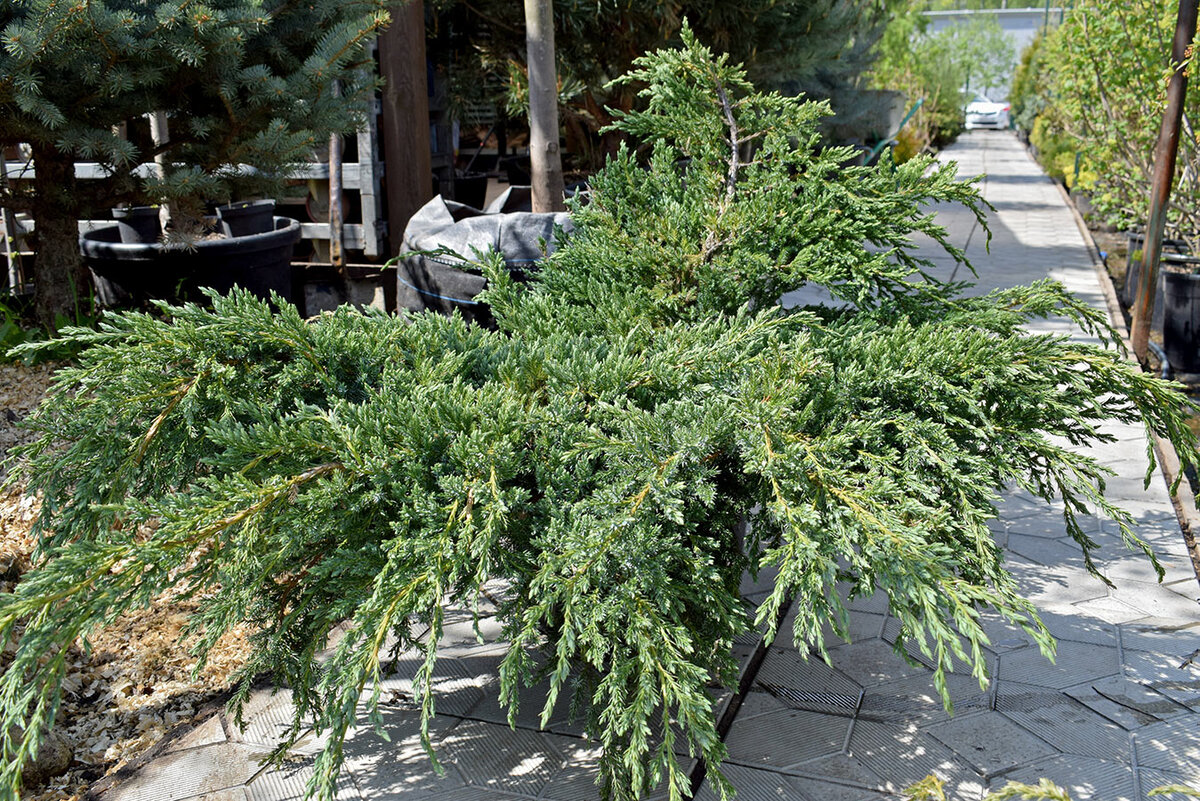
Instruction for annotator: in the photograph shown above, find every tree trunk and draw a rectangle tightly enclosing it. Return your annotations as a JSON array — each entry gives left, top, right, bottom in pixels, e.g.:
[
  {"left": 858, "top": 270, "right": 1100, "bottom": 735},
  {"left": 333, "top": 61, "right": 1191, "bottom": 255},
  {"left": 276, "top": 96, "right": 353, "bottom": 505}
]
[
  {"left": 524, "top": 0, "right": 565, "bottom": 213},
  {"left": 1131, "top": 0, "right": 1199, "bottom": 366},
  {"left": 30, "top": 142, "right": 90, "bottom": 332}
]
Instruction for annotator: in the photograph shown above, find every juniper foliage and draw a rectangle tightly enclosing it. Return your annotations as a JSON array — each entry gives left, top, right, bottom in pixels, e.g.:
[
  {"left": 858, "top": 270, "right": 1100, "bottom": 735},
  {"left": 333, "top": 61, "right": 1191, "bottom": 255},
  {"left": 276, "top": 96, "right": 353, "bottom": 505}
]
[{"left": 2, "top": 29, "right": 1197, "bottom": 801}]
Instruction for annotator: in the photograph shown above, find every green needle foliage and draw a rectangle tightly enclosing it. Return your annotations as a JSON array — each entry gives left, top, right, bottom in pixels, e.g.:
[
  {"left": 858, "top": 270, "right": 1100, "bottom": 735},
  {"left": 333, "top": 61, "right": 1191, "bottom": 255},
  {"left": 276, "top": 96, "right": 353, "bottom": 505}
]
[
  {"left": 2, "top": 27, "right": 1197, "bottom": 801},
  {"left": 1, "top": 0, "right": 390, "bottom": 327}
]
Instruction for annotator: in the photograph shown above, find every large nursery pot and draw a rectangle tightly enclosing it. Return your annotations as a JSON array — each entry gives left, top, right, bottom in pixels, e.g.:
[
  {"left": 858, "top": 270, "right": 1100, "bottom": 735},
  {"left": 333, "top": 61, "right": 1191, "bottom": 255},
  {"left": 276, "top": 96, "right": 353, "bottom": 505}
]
[
  {"left": 81, "top": 216, "right": 302, "bottom": 307},
  {"left": 1162, "top": 260, "right": 1200, "bottom": 375},
  {"left": 215, "top": 199, "right": 276, "bottom": 238},
  {"left": 1122, "top": 231, "right": 1190, "bottom": 306},
  {"left": 396, "top": 186, "right": 572, "bottom": 328}
]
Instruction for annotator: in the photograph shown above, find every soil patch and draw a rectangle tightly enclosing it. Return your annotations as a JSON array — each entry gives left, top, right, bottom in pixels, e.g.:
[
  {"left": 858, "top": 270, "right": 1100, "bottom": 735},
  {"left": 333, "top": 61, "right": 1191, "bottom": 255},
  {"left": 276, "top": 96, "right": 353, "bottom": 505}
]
[{"left": 0, "top": 363, "right": 252, "bottom": 801}]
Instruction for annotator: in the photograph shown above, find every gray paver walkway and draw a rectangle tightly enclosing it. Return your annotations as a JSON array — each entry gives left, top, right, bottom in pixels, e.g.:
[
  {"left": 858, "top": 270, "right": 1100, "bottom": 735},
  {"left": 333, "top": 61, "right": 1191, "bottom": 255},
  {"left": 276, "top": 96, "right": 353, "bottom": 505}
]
[{"left": 96, "top": 131, "right": 1200, "bottom": 801}]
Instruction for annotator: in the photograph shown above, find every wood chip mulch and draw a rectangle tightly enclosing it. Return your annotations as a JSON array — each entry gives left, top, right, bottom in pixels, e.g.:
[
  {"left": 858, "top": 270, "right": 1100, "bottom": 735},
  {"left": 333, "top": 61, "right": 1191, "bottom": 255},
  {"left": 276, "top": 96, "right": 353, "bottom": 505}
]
[{"left": 0, "top": 362, "right": 252, "bottom": 801}]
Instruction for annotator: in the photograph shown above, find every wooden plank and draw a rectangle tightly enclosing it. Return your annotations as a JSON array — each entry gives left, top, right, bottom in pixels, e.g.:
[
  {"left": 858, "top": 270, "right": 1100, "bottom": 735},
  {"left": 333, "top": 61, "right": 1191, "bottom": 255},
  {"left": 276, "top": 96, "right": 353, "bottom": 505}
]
[
  {"left": 377, "top": 0, "right": 432, "bottom": 257},
  {"left": 6, "top": 161, "right": 376, "bottom": 189}
]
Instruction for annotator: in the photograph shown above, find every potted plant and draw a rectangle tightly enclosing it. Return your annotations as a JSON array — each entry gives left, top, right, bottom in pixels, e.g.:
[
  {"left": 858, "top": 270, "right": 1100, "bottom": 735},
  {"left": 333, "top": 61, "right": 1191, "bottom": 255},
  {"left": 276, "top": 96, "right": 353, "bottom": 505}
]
[
  {"left": 215, "top": 200, "right": 278, "bottom": 239},
  {"left": 109, "top": 206, "right": 162, "bottom": 245},
  {"left": 80, "top": 198, "right": 304, "bottom": 306},
  {"left": 1161, "top": 258, "right": 1200, "bottom": 375},
  {"left": 81, "top": 213, "right": 303, "bottom": 307},
  {"left": 2, "top": 30, "right": 1197, "bottom": 801},
  {"left": 0, "top": 0, "right": 392, "bottom": 325}
]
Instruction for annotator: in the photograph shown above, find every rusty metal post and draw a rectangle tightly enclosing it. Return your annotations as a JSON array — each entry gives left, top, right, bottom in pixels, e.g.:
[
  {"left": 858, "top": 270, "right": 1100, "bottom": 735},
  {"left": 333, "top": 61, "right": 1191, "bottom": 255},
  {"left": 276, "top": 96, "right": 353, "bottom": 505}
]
[
  {"left": 329, "top": 131, "right": 345, "bottom": 269},
  {"left": 328, "top": 79, "right": 345, "bottom": 269},
  {"left": 1131, "top": 0, "right": 1199, "bottom": 367}
]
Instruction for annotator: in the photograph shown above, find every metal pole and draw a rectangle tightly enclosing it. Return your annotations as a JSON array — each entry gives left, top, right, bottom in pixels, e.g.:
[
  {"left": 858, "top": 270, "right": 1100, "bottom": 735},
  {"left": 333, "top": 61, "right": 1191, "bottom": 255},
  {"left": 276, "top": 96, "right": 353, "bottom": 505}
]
[{"left": 1131, "top": 0, "right": 1199, "bottom": 367}]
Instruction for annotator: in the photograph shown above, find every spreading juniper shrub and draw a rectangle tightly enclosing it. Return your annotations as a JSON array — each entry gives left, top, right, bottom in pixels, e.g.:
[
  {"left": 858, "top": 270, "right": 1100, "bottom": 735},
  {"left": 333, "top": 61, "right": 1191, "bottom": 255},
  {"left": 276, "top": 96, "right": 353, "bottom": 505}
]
[{"left": 2, "top": 28, "right": 1195, "bottom": 801}]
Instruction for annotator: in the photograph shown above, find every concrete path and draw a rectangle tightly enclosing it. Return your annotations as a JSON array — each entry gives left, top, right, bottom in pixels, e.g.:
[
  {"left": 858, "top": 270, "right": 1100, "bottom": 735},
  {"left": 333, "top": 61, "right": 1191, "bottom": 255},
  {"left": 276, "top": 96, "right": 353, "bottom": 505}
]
[{"left": 98, "top": 131, "right": 1200, "bottom": 801}]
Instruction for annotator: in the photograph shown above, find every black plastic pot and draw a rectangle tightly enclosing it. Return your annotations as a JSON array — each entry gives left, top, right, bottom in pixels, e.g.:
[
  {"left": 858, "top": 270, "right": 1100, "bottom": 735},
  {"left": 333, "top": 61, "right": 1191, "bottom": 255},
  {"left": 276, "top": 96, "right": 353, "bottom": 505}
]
[
  {"left": 111, "top": 206, "right": 162, "bottom": 244},
  {"left": 1163, "top": 263, "right": 1200, "bottom": 374},
  {"left": 215, "top": 200, "right": 277, "bottom": 238},
  {"left": 81, "top": 216, "right": 301, "bottom": 306},
  {"left": 501, "top": 155, "right": 531, "bottom": 186},
  {"left": 453, "top": 173, "right": 489, "bottom": 210},
  {"left": 1123, "top": 231, "right": 1191, "bottom": 305}
]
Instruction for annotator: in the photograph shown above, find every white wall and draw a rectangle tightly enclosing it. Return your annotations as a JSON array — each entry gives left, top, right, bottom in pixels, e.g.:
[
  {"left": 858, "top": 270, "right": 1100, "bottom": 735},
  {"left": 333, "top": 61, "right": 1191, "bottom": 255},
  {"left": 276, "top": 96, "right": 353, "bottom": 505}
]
[{"left": 922, "top": 7, "right": 1065, "bottom": 100}]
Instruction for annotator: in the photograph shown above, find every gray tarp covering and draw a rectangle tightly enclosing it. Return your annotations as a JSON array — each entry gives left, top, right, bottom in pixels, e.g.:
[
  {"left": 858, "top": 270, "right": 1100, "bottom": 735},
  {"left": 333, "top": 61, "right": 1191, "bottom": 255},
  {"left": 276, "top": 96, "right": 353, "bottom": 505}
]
[{"left": 396, "top": 186, "right": 573, "bottom": 327}]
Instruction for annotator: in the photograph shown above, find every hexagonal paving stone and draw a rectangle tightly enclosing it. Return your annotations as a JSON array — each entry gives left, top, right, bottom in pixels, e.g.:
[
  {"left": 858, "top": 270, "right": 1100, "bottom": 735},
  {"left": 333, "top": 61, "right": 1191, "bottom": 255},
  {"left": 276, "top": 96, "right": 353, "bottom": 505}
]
[
  {"left": 785, "top": 753, "right": 888, "bottom": 801},
  {"left": 1119, "top": 617, "right": 1200, "bottom": 654},
  {"left": 1109, "top": 580, "right": 1200, "bottom": 621},
  {"left": 461, "top": 667, "right": 582, "bottom": 735},
  {"left": 1063, "top": 675, "right": 1190, "bottom": 731},
  {"left": 780, "top": 610, "right": 887, "bottom": 652},
  {"left": 438, "top": 720, "right": 565, "bottom": 796},
  {"left": 735, "top": 688, "right": 792, "bottom": 721},
  {"left": 1131, "top": 519, "right": 1195, "bottom": 559},
  {"left": 103, "top": 743, "right": 269, "bottom": 801},
  {"left": 995, "top": 492, "right": 1059, "bottom": 523},
  {"left": 434, "top": 611, "right": 509, "bottom": 658},
  {"left": 927, "top": 712, "right": 1057, "bottom": 780},
  {"left": 997, "top": 639, "right": 1119, "bottom": 690},
  {"left": 879, "top": 619, "right": 952, "bottom": 672},
  {"left": 971, "top": 611, "right": 1040, "bottom": 653},
  {"left": 693, "top": 762, "right": 813, "bottom": 801},
  {"left": 859, "top": 672, "right": 991, "bottom": 726},
  {"left": 422, "top": 788, "right": 531, "bottom": 800},
  {"left": 1035, "top": 608, "right": 1119, "bottom": 647},
  {"left": 1139, "top": 767, "right": 1200, "bottom": 799},
  {"left": 723, "top": 708, "right": 851, "bottom": 769},
  {"left": 1068, "top": 596, "right": 1145, "bottom": 626},
  {"left": 1006, "top": 555, "right": 1111, "bottom": 607},
  {"left": 1121, "top": 648, "right": 1200, "bottom": 709},
  {"left": 372, "top": 654, "right": 492, "bottom": 718},
  {"left": 754, "top": 646, "right": 863, "bottom": 704},
  {"left": 245, "top": 756, "right": 361, "bottom": 801},
  {"left": 1007, "top": 534, "right": 1090, "bottom": 571},
  {"left": 847, "top": 718, "right": 985, "bottom": 798},
  {"left": 996, "top": 680, "right": 1131, "bottom": 763},
  {"left": 1133, "top": 716, "right": 1200, "bottom": 781},
  {"left": 1100, "top": 550, "right": 1196, "bottom": 586},
  {"left": 1093, "top": 475, "right": 1173, "bottom": 506},
  {"left": 827, "top": 639, "right": 939, "bottom": 688},
  {"left": 537, "top": 738, "right": 606, "bottom": 801},
  {"left": 339, "top": 710, "right": 464, "bottom": 799},
  {"left": 987, "top": 755, "right": 1136, "bottom": 801},
  {"left": 163, "top": 713, "right": 228, "bottom": 754}
]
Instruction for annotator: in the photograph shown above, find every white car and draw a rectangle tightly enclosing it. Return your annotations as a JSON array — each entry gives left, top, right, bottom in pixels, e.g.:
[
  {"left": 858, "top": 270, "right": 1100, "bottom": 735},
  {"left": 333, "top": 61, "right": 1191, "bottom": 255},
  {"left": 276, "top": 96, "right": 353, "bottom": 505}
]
[{"left": 964, "top": 94, "right": 1010, "bottom": 130}]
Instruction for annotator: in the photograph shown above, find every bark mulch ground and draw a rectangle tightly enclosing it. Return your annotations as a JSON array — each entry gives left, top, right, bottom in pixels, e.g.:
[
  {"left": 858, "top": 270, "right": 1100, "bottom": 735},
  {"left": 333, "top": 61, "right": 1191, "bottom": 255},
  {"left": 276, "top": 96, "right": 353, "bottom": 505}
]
[{"left": 0, "top": 362, "right": 251, "bottom": 801}]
